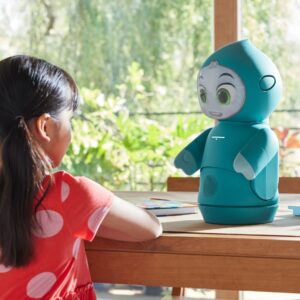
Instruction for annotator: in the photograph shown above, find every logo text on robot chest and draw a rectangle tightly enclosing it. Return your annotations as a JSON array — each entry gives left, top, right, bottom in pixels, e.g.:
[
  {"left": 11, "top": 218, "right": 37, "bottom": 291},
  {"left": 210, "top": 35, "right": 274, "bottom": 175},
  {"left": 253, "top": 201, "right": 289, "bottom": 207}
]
[{"left": 211, "top": 136, "right": 226, "bottom": 141}]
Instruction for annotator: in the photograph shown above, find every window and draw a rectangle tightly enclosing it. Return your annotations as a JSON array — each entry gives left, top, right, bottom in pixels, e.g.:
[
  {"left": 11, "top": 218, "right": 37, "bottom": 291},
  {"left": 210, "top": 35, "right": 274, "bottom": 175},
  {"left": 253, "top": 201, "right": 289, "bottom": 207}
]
[
  {"left": 242, "top": 0, "right": 300, "bottom": 176},
  {"left": 0, "top": 0, "right": 214, "bottom": 191}
]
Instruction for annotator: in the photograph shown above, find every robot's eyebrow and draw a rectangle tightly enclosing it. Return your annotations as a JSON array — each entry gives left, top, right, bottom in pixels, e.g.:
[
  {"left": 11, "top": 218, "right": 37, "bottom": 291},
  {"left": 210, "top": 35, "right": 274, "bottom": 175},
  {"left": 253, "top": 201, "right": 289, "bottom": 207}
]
[
  {"left": 216, "top": 82, "right": 235, "bottom": 89},
  {"left": 219, "top": 73, "right": 234, "bottom": 79}
]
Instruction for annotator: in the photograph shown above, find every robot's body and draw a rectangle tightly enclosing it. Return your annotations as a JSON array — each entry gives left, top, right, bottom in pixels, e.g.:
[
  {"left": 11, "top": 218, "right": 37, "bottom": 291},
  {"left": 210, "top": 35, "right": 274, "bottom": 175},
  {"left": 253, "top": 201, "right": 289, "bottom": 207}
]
[{"left": 175, "top": 40, "right": 282, "bottom": 225}]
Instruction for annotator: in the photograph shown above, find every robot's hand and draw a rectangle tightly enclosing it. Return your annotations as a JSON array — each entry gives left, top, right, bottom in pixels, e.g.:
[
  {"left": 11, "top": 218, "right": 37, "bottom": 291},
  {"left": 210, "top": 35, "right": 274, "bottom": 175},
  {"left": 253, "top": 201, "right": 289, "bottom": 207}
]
[
  {"left": 174, "top": 150, "right": 198, "bottom": 175},
  {"left": 233, "top": 153, "right": 256, "bottom": 180}
]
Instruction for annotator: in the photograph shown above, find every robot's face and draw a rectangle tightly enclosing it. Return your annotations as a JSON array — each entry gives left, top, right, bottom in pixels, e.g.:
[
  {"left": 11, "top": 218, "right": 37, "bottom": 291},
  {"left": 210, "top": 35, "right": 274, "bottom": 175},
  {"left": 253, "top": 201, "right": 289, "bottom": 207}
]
[{"left": 197, "top": 61, "right": 246, "bottom": 120}]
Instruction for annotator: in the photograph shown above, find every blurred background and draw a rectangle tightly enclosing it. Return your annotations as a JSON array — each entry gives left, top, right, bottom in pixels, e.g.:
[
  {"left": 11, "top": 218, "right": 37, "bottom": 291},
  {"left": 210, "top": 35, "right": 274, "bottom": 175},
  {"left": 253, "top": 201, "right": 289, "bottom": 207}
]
[
  {"left": 1, "top": 0, "right": 300, "bottom": 299},
  {"left": 1, "top": 0, "right": 299, "bottom": 192}
]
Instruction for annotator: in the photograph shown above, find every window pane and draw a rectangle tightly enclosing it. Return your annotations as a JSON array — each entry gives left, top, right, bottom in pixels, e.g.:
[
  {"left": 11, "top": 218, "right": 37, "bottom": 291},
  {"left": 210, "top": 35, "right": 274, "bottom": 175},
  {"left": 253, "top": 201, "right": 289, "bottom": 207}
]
[
  {"left": 242, "top": 0, "right": 300, "bottom": 176},
  {"left": 0, "top": 0, "right": 213, "bottom": 190},
  {"left": 0, "top": 1, "right": 214, "bottom": 299}
]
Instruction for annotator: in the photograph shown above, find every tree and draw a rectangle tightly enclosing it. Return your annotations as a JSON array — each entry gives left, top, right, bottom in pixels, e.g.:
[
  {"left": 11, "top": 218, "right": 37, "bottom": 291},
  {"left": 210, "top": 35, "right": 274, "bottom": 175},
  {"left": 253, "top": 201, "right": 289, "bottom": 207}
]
[{"left": 1, "top": 0, "right": 299, "bottom": 185}]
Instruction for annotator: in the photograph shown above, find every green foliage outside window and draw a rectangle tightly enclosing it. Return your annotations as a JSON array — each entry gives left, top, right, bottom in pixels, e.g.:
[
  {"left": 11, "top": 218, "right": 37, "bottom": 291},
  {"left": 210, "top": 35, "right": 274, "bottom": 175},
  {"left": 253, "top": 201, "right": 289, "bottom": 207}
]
[
  {"left": 0, "top": 0, "right": 214, "bottom": 190},
  {"left": 62, "top": 85, "right": 212, "bottom": 190},
  {"left": 1, "top": 0, "right": 300, "bottom": 190}
]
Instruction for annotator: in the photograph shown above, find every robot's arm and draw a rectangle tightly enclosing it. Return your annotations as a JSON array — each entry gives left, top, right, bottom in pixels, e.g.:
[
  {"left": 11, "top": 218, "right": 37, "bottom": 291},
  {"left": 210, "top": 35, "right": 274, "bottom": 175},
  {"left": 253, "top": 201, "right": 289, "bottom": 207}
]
[
  {"left": 174, "top": 128, "right": 212, "bottom": 175},
  {"left": 233, "top": 128, "right": 279, "bottom": 180}
]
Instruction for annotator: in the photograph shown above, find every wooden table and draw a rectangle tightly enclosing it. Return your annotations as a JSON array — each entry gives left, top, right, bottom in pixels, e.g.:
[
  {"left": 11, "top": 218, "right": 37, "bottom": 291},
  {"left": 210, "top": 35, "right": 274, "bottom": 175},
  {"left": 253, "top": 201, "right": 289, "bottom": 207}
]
[{"left": 85, "top": 192, "right": 300, "bottom": 294}]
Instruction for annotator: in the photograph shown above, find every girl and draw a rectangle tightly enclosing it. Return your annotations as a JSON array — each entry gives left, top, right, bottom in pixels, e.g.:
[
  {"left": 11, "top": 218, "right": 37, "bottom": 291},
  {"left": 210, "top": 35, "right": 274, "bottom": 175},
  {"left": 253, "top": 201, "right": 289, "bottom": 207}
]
[{"left": 0, "top": 55, "right": 162, "bottom": 299}]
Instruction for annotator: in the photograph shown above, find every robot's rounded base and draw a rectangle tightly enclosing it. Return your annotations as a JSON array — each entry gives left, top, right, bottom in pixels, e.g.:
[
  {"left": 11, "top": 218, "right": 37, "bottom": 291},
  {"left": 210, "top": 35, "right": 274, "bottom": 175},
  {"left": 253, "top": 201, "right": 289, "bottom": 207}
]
[{"left": 199, "top": 204, "right": 278, "bottom": 225}]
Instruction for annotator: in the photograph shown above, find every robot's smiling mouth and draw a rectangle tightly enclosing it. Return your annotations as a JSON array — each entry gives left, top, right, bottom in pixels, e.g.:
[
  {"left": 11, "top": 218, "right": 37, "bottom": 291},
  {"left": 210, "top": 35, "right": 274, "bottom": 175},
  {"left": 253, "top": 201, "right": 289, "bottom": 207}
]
[{"left": 209, "top": 111, "right": 223, "bottom": 117}]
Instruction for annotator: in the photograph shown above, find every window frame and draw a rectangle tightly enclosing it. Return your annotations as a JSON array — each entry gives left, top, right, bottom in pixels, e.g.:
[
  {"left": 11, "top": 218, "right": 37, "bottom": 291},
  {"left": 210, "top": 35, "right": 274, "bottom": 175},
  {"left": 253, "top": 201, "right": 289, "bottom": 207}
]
[{"left": 214, "top": 0, "right": 240, "bottom": 50}]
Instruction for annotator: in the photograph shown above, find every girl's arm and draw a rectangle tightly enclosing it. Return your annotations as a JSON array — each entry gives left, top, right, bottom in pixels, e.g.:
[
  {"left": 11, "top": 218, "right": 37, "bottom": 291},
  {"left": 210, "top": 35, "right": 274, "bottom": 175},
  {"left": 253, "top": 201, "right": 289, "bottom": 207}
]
[{"left": 96, "top": 195, "right": 163, "bottom": 242}]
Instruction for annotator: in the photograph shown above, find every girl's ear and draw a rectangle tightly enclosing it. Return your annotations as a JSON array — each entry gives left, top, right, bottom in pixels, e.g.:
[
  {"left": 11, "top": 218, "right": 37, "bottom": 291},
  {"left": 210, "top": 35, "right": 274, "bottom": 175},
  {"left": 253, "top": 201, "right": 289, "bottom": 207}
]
[{"left": 29, "top": 113, "right": 53, "bottom": 143}]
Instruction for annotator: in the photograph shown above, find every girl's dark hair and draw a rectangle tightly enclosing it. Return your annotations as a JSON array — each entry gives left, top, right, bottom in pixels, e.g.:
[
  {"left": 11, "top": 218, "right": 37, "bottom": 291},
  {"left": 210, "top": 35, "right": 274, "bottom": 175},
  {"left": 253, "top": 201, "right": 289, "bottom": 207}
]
[{"left": 0, "top": 55, "right": 79, "bottom": 267}]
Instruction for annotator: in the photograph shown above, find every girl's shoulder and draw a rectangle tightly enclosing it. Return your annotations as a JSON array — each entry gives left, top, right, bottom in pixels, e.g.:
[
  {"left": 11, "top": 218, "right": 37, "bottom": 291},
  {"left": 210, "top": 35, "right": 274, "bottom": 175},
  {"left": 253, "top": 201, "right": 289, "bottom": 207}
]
[
  {"left": 50, "top": 170, "right": 113, "bottom": 203},
  {"left": 52, "top": 170, "right": 75, "bottom": 182},
  {"left": 51, "top": 170, "right": 86, "bottom": 190},
  {"left": 52, "top": 170, "right": 95, "bottom": 183},
  {"left": 52, "top": 170, "right": 98, "bottom": 189},
  {"left": 46, "top": 170, "right": 113, "bottom": 241}
]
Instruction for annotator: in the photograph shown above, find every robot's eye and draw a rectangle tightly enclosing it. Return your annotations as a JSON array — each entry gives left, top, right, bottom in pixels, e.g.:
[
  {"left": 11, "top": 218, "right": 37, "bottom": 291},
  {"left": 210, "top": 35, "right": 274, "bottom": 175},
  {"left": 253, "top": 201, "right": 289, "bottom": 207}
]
[
  {"left": 217, "top": 88, "right": 231, "bottom": 105},
  {"left": 199, "top": 88, "right": 207, "bottom": 103},
  {"left": 216, "top": 84, "right": 235, "bottom": 105}
]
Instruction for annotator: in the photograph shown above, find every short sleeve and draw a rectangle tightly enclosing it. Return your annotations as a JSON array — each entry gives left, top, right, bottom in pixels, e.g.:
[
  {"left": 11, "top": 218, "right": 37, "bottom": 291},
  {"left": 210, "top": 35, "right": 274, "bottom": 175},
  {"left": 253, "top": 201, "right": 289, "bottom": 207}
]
[{"left": 58, "top": 172, "right": 113, "bottom": 241}]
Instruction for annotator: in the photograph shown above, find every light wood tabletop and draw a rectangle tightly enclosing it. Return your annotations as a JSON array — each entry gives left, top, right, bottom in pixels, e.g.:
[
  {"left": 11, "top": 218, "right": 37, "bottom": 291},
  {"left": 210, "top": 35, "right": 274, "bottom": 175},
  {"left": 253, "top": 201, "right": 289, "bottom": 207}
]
[{"left": 85, "top": 192, "right": 300, "bottom": 294}]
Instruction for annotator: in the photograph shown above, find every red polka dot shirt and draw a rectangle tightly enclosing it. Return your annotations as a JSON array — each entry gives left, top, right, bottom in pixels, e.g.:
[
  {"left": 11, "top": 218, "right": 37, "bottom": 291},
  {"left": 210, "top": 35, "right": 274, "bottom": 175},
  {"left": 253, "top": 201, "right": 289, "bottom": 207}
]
[{"left": 0, "top": 171, "right": 113, "bottom": 299}]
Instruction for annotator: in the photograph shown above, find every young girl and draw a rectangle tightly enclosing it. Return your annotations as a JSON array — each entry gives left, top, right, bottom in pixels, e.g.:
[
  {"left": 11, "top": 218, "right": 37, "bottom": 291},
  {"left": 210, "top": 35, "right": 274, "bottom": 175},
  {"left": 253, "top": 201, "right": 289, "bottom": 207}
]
[{"left": 0, "top": 55, "right": 162, "bottom": 299}]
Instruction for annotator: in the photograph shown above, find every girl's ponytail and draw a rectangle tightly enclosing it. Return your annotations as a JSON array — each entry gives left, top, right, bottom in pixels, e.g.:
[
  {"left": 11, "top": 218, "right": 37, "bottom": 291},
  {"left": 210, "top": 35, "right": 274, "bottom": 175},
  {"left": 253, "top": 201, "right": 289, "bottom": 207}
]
[{"left": 0, "top": 117, "right": 51, "bottom": 266}]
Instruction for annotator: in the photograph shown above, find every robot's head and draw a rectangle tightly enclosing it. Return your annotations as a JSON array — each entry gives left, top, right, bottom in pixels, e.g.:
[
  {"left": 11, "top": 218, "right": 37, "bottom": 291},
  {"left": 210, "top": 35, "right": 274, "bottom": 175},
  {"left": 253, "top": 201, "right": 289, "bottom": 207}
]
[{"left": 197, "top": 40, "right": 282, "bottom": 122}]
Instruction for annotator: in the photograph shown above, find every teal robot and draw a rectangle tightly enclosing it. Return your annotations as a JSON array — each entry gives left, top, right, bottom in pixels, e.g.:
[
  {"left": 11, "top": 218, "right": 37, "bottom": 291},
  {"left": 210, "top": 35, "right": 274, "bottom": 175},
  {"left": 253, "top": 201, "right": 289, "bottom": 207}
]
[{"left": 174, "top": 40, "right": 282, "bottom": 225}]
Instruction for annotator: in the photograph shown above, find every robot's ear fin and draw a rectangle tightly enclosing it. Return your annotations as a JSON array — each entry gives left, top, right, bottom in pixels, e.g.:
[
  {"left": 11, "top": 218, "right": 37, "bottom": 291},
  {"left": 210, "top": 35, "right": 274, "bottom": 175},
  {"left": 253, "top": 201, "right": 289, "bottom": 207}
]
[{"left": 259, "top": 75, "right": 276, "bottom": 91}]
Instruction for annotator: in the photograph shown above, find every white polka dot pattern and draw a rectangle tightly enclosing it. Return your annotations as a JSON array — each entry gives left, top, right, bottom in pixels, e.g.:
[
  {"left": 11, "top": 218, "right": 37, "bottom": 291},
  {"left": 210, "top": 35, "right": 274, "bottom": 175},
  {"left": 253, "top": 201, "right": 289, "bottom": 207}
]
[
  {"left": 72, "top": 238, "right": 81, "bottom": 259},
  {"left": 0, "top": 264, "right": 12, "bottom": 273},
  {"left": 87, "top": 207, "right": 109, "bottom": 234},
  {"left": 26, "top": 272, "right": 56, "bottom": 298},
  {"left": 61, "top": 181, "right": 70, "bottom": 202},
  {"left": 34, "top": 210, "right": 64, "bottom": 238}
]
